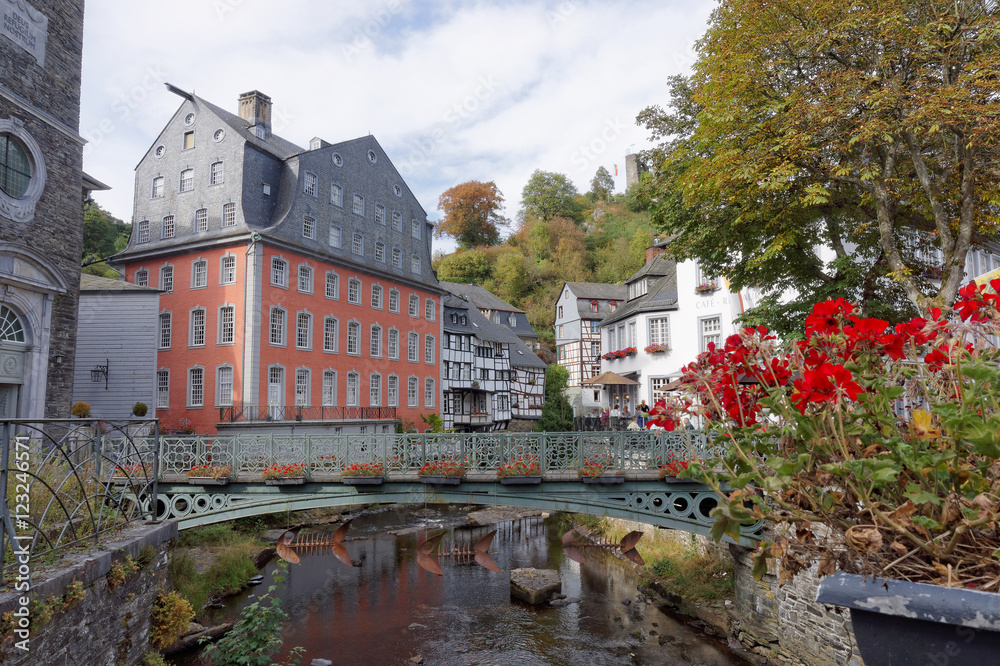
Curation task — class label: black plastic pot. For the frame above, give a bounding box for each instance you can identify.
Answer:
[816,572,1000,666]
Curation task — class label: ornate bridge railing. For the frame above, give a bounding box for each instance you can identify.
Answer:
[100,430,720,478]
[0,419,159,584]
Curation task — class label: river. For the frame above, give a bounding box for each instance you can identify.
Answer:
[178,505,746,665]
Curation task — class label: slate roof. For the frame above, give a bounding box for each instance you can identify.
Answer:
[442,293,546,368]
[602,258,679,326]
[79,274,162,293]
[439,282,524,313]
[198,96,304,160]
[565,282,627,301]
[440,281,538,339]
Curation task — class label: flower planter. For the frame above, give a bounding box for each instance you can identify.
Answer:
[500,476,542,486]
[264,477,307,486]
[342,476,384,486]
[816,572,1000,666]
[109,477,130,485]
[187,477,230,486]
[418,475,462,486]
[581,474,625,484]
[660,476,688,484]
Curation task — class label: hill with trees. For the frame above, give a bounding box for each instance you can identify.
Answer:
[433,170,656,350]
[82,204,130,278]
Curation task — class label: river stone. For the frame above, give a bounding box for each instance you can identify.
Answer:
[311,660,333,666]
[510,568,561,605]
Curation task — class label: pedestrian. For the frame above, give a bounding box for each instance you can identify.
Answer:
[610,403,621,418]
[683,417,695,431]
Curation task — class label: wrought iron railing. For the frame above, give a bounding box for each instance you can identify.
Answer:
[101,430,720,479]
[0,419,159,584]
[219,405,398,423]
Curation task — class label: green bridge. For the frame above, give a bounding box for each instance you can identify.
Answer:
[1,423,763,578]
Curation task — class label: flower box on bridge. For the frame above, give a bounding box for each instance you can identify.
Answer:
[419,476,463,486]
[264,477,307,486]
[581,474,625,485]
[500,476,542,486]
[187,477,231,486]
[341,476,384,486]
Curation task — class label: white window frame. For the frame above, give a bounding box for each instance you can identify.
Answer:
[370,372,382,407]
[700,315,722,352]
[371,284,382,309]
[408,331,418,363]
[322,370,337,406]
[179,169,193,193]
[370,324,382,358]
[294,368,310,407]
[218,304,235,345]
[391,211,402,231]
[156,369,169,409]
[220,255,236,284]
[222,202,236,227]
[304,171,317,196]
[649,317,670,348]
[160,265,173,293]
[388,289,399,313]
[210,161,224,185]
[195,208,208,232]
[375,204,385,225]
[152,176,164,199]
[188,366,204,408]
[269,306,287,346]
[137,220,150,243]
[346,372,360,407]
[411,254,421,273]
[296,311,312,350]
[216,365,234,407]
[408,294,419,317]
[388,328,399,360]
[387,374,398,407]
[407,376,418,407]
[329,224,341,249]
[425,334,434,364]
[331,183,343,206]
[189,307,206,348]
[297,264,313,293]
[353,193,364,216]
[271,257,288,287]
[425,299,435,321]
[347,278,361,304]
[303,215,315,239]
[323,316,338,353]
[162,214,175,239]
[191,259,207,289]
[352,233,364,256]
[347,321,360,355]
[375,241,385,262]
[424,378,434,408]
[135,269,148,286]
[158,312,171,349]
[411,218,421,239]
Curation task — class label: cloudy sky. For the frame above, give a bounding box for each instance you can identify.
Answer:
[80,0,714,250]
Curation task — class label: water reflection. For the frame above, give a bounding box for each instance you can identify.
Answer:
[182,507,743,665]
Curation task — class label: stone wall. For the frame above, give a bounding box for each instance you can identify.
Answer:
[729,544,862,665]
[0,521,177,665]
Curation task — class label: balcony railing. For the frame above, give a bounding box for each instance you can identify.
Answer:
[219,405,398,423]
[452,413,492,425]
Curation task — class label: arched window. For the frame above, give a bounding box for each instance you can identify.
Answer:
[0,306,24,342]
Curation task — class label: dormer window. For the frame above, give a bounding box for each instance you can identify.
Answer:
[590,301,599,313]
[628,278,648,300]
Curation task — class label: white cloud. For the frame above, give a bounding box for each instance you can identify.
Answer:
[80,0,713,252]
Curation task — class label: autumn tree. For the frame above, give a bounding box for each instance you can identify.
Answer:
[589,166,615,202]
[519,170,585,223]
[643,0,1000,325]
[436,180,507,249]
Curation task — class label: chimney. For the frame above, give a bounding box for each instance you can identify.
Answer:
[238,90,272,136]
[645,241,667,264]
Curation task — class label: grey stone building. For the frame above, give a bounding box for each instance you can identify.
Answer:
[0,0,90,419]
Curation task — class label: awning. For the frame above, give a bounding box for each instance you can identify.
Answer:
[581,371,640,386]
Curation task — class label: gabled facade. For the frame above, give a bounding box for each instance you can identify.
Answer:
[441,294,513,431]
[440,282,546,425]
[116,89,443,434]
[553,281,626,414]
[599,243,755,411]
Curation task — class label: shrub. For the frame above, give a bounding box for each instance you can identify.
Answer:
[132,402,148,417]
[107,556,138,588]
[64,580,85,607]
[150,591,194,649]
[71,401,91,418]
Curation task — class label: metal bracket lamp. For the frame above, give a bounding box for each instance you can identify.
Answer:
[90,359,109,389]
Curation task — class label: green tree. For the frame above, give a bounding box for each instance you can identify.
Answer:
[520,170,584,223]
[589,166,615,202]
[537,364,573,431]
[644,0,1000,327]
[436,249,491,284]
[436,180,507,249]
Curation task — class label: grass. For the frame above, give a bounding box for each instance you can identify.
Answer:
[573,515,735,603]
[170,524,266,613]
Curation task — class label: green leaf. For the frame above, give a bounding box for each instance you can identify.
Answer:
[904,484,943,506]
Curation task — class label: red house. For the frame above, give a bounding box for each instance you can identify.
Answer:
[115,88,443,434]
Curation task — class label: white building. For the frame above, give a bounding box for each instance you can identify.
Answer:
[553,282,626,415]
[598,243,758,411]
